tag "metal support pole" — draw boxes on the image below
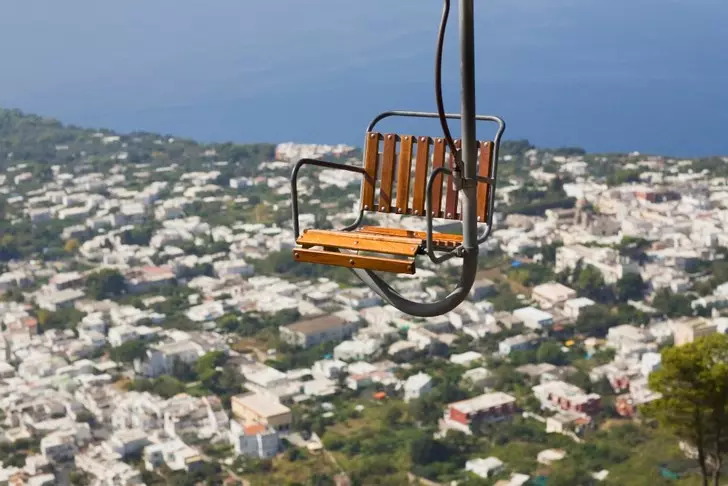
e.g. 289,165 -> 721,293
459,0 -> 478,252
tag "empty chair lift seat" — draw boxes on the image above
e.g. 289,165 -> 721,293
293,133 -> 495,274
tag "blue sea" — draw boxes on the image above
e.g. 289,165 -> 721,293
1,0 -> 726,156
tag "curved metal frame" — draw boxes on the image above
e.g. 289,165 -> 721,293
290,158 -> 368,239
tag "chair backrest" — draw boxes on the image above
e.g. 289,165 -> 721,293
360,132 -> 494,222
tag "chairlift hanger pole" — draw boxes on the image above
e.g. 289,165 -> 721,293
350,0 -> 479,317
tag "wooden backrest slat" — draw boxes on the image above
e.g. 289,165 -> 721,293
445,139 -> 462,219
430,138 -> 446,217
359,132 -> 495,222
378,134 -> 398,212
477,141 -> 494,223
395,135 -> 414,214
361,132 -> 381,211
411,136 -> 430,216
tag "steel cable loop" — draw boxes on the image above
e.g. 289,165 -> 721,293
436,0 -> 461,171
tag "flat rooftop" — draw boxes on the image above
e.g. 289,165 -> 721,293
449,392 -> 516,414
283,315 -> 347,335
232,393 -> 291,418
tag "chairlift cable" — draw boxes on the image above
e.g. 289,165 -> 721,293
435,0 -> 460,164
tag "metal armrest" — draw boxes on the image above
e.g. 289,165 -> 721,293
290,158 -> 369,238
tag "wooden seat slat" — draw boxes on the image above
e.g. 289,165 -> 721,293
294,248 -> 415,274
297,230 -> 419,256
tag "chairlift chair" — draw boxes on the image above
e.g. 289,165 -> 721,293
289,0 -> 505,317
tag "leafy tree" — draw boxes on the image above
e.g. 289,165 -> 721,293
508,263 -> 554,287
86,269 -> 127,300
591,347 -> 616,366
574,265 -> 612,302
616,236 -> 650,265
616,273 -> 646,302
409,435 -> 440,466
110,339 -> 149,363
217,314 -> 240,333
384,405 -> 404,426
549,176 -> 566,196
131,375 -> 185,399
644,333 -> 728,486
653,288 -> 693,318
536,341 -> 567,365
1,287 -> 24,303
36,307 -> 84,331
195,351 -> 227,376
64,238 -> 80,253
614,303 -> 650,326
541,241 -> 563,265
120,224 -> 157,246
69,471 -> 92,486
500,139 -> 534,156
548,461 -> 596,486
574,305 -> 619,338
170,359 -> 197,382
607,168 -> 642,186
409,396 -> 442,426
75,410 -> 96,426
510,349 -> 537,366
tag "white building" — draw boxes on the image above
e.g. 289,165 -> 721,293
531,282 -> 577,309
556,245 -> 639,284
513,307 -> 553,331
333,338 -> 381,362
143,440 -> 204,472
36,288 -> 85,312
229,420 -> 279,459
498,334 -> 539,356
107,429 -> 151,458
108,325 -> 139,348
311,359 -> 347,380
404,372 -> 433,403
563,297 -> 596,319
465,457 -> 504,479
213,259 -> 255,278
450,351 -> 484,367
641,352 -> 662,377
40,434 -> 76,463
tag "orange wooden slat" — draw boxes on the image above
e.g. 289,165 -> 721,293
477,141 -> 494,223
395,135 -> 414,214
378,134 -> 398,213
302,229 -> 421,245
430,138 -> 447,218
411,136 -> 431,216
445,139 -> 462,220
297,230 -> 420,256
358,226 -> 463,247
361,132 -> 381,211
293,248 -> 415,274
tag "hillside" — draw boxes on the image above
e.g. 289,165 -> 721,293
0,107 -> 275,172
